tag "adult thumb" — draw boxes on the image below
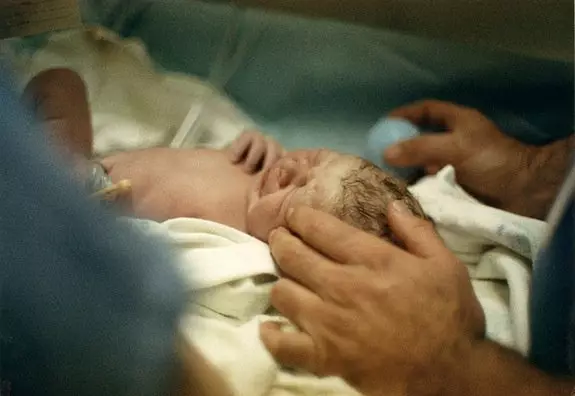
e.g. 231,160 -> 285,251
383,134 -> 459,168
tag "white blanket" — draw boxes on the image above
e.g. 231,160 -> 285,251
124,217 -> 360,396
409,167 -> 546,355
9,26 -> 252,154
126,166 -> 546,396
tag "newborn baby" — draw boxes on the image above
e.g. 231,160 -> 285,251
103,145 -> 426,242
26,68 -> 427,242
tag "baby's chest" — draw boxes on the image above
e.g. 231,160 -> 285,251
184,159 -> 247,199
157,152 -> 250,220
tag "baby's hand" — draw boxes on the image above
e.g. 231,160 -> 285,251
227,130 -> 285,174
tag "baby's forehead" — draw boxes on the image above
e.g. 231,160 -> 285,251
316,151 -> 366,176
309,152 -> 363,200
314,152 -> 403,197
287,149 -> 392,189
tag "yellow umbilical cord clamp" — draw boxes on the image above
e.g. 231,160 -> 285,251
91,179 -> 132,202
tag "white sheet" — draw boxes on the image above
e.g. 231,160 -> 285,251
409,166 -> 546,354
125,217 -> 360,396
10,26 -> 252,155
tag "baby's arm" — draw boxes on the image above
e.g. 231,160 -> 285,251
23,68 -> 94,174
226,130 -> 285,174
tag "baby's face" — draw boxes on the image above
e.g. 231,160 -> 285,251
246,149 -> 358,241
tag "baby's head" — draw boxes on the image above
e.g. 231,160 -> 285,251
246,149 -> 427,242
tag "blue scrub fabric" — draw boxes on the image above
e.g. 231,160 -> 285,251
530,160 -> 575,375
0,60 -> 185,396
79,0 -> 573,155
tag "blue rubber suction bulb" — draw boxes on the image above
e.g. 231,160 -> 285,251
365,117 -> 421,180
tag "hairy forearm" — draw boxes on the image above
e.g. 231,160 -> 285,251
515,134 -> 574,219
447,340 -> 573,396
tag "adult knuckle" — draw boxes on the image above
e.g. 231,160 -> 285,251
291,207 -> 316,232
321,270 -> 356,305
342,229 -> 375,251
270,279 -> 286,299
311,325 -> 344,377
353,274 -> 389,304
269,233 -> 293,262
412,218 -> 435,234
283,242 -> 310,268
361,240 -> 391,266
332,233 -> 358,254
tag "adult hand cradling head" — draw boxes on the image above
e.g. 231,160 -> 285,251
260,100 -> 574,396
261,204 -> 485,395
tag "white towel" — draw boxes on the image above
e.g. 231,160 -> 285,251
10,26 -> 253,155
125,216 -> 360,396
409,166 -> 547,355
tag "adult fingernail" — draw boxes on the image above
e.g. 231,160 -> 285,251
391,200 -> 410,214
269,227 -> 288,242
260,321 -> 282,332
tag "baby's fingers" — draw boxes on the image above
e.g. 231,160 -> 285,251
228,132 -> 252,163
244,135 -> 266,173
263,137 -> 284,170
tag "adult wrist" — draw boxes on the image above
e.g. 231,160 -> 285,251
443,338 -> 574,396
509,135 -> 574,219
397,334 -> 480,396
432,336 -> 480,396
